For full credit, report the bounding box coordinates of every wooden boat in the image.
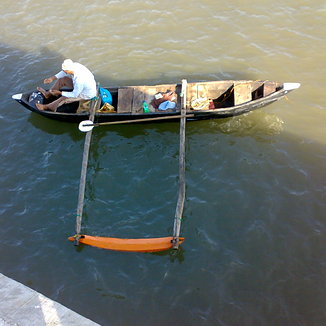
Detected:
[12,80,300,123]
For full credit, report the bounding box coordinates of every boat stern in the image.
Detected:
[12,93,23,101]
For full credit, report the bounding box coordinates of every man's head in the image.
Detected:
[62,59,75,74]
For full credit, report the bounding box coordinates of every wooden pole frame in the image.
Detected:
[172,79,187,249]
[74,94,100,245]
[71,81,189,252]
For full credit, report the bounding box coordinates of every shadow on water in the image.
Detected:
[27,113,85,141]
[0,45,65,96]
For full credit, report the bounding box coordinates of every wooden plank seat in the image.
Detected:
[251,81,281,99]
[187,81,234,109]
[117,88,134,113]
[234,82,252,105]
[263,81,277,96]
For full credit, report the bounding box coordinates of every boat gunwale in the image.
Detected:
[17,84,286,116]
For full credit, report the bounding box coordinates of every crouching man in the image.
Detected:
[36,59,96,112]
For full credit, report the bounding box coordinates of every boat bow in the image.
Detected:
[283,82,301,91]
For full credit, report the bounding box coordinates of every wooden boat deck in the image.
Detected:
[105,80,283,115]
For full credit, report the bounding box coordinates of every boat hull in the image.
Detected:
[12,80,300,123]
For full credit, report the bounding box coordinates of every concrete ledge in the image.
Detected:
[0,273,100,326]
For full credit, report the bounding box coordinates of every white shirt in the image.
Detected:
[55,62,96,99]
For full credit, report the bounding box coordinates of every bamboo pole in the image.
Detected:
[74,95,99,245]
[85,113,195,128]
[172,79,187,249]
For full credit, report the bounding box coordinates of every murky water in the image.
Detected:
[0,1,325,325]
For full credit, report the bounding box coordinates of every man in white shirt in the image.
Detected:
[36,59,96,112]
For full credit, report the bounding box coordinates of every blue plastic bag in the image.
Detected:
[99,87,113,105]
